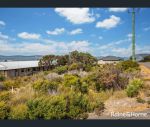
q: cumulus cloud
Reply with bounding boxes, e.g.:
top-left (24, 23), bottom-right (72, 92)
top-left (0, 35), bottom-right (91, 55)
top-left (55, 8), bottom-right (95, 24)
top-left (96, 15), bottom-right (121, 29)
top-left (108, 8), bottom-right (128, 12)
top-left (0, 20), bottom-right (6, 26)
top-left (0, 32), bottom-right (9, 39)
top-left (46, 28), bottom-right (65, 35)
top-left (127, 33), bottom-right (132, 41)
top-left (144, 27), bottom-right (150, 31)
top-left (98, 36), bottom-right (103, 40)
top-left (69, 28), bottom-right (83, 35)
top-left (18, 32), bottom-right (41, 39)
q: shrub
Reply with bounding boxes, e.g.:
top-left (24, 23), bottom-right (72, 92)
top-left (94, 102), bottom-right (105, 116)
top-left (0, 91), bottom-right (10, 101)
top-left (0, 101), bottom-right (9, 119)
top-left (32, 79), bottom-right (59, 93)
top-left (80, 82), bottom-right (88, 94)
top-left (63, 74), bottom-right (79, 87)
top-left (9, 104), bottom-right (28, 120)
top-left (66, 93), bottom-right (89, 119)
top-left (53, 65), bottom-right (68, 74)
top-left (117, 60), bottom-right (140, 71)
top-left (27, 96), bottom-right (66, 120)
top-left (68, 63), bottom-right (79, 71)
top-left (126, 78), bottom-right (143, 97)
top-left (136, 97), bottom-right (146, 104)
top-left (0, 74), bottom-right (5, 81)
top-left (3, 79), bottom-right (21, 89)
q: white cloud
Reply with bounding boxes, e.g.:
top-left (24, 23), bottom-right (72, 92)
top-left (0, 32), bottom-right (9, 39)
top-left (55, 8), bottom-right (95, 24)
top-left (98, 36), bottom-right (103, 40)
top-left (96, 15), bottom-right (121, 29)
top-left (0, 35), bottom-right (91, 55)
top-left (18, 32), bottom-right (41, 39)
top-left (108, 8), bottom-right (128, 12)
top-left (144, 27), bottom-right (150, 31)
top-left (0, 20), bottom-right (6, 26)
top-left (68, 41), bottom-right (90, 52)
top-left (127, 33), bottom-right (132, 38)
top-left (127, 33), bottom-right (132, 41)
top-left (69, 28), bottom-right (83, 35)
top-left (46, 28), bottom-right (65, 35)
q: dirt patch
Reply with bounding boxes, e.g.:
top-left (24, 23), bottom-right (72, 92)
top-left (88, 97), bottom-right (149, 119)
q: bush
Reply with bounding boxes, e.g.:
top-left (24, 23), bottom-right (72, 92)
top-left (27, 96), bottom-right (66, 120)
top-left (136, 97), bottom-right (146, 104)
top-left (68, 63), bottom-right (79, 71)
top-left (0, 74), bottom-right (5, 81)
top-left (0, 91), bottom-right (10, 101)
top-left (3, 79), bottom-right (21, 89)
top-left (66, 93), bottom-right (90, 119)
top-left (32, 79), bottom-right (59, 93)
top-left (0, 101), bottom-right (9, 119)
top-left (9, 104), bottom-right (28, 120)
top-left (117, 60), bottom-right (140, 71)
top-left (94, 102), bottom-right (105, 116)
top-left (80, 82), bottom-right (88, 94)
top-left (63, 74), bottom-right (79, 87)
top-left (126, 79), bottom-right (143, 97)
top-left (53, 65), bottom-right (68, 74)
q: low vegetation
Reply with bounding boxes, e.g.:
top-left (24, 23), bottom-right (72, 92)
top-left (0, 51), bottom-right (144, 119)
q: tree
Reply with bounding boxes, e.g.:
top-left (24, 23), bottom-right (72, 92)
top-left (39, 55), bottom-right (56, 70)
top-left (69, 51), bottom-right (97, 71)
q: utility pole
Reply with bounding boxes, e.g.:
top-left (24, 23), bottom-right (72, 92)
top-left (132, 8), bottom-right (136, 61)
top-left (128, 8), bottom-right (139, 61)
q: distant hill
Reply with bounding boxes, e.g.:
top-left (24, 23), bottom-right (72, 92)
top-left (97, 56), bottom-right (126, 61)
top-left (135, 54), bottom-right (150, 61)
top-left (0, 55), bottom-right (43, 62)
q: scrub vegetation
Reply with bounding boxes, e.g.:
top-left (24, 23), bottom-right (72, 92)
top-left (0, 51), bottom-right (144, 119)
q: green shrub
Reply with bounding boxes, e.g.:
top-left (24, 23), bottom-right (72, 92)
top-left (94, 102), bottom-right (105, 116)
top-left (27, 96), bottom-right (66, 120)
top-left (0, 101), bottom-right (9, 119)
top-left (126, 78), bottom-right (143, 97)
top-left (32, 79), bottom-right (59, 93)
top-left (9, 104), bottom-right (28, 120)
top-left (136, 97), bottom-right (146, 104)
top-left (53, 65), bottom-right (68, 74)
top-left (66, 93), bottom-right (89, 119)
top-left (80, 82), bottom-right (88, 94)
top-left (117, 60), bottom-right (140, 71)
top-left (63, 74), bottom-right (79, 87)
top-left (0, 91), bottom-right (10, 101)
top-left (0, 74), bottom-right (5, 81)
top-left (3, 79), bottom-right (21, 89)
top-left (68, 63), bottom-right (79, 71)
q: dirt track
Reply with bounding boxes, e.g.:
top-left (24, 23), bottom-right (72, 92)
top-left (139, 62), bottom-right (150, 69)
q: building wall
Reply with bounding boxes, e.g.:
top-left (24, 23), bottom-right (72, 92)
top-left (1, 66), bottom-right (45, 78)
top-left (98, 60), bottom-right (120, 65)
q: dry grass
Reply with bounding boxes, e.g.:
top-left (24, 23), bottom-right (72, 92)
top-left (111, 90), bottom-right (127, 99)
top-left (9, 84), bottom-right (36, 106)
top-left (105, 97), bottom-right (148, 113)
top-left (88, 89), bottom-right (113, 103)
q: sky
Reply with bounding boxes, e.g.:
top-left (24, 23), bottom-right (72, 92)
top-left (0, 8), bottom-right (150, 57)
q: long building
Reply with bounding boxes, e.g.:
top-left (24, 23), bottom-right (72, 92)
top-left (0, 61), bottom-right (47, 78)
top-left (98, 56), bottom-right (123, 64)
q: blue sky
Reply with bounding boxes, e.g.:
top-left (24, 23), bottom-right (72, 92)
top-left (0, 8), bottom-right (150, 57)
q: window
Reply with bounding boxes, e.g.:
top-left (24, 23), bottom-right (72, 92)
top-left (33, 68), bottom-right (36, 71)
top-left (21, 69), bottom-right (24, 72)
